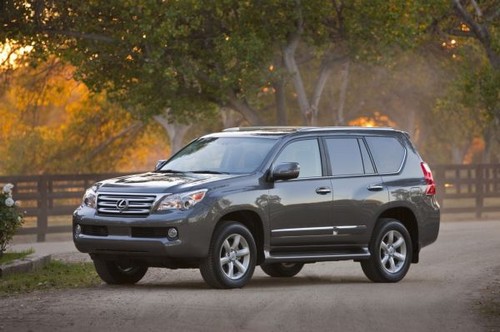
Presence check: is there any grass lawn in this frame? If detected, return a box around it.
[0,248,35,265]
[0,260,100,296]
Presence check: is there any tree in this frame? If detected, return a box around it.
[0,58,168,175]
[0,1,444,126]
[430,0,499,162]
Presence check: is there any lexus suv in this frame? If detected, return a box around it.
[73,127,440,288]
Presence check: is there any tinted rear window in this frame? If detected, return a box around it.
[365,136,405,173]
[325,138,364,176]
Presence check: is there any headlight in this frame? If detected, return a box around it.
[82,184,99,209]
[155,189,207,211]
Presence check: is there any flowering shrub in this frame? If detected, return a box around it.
[0,183,24,256]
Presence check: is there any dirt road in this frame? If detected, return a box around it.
[1,220,499,332]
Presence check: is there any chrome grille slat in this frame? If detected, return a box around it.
[97,194,157,216]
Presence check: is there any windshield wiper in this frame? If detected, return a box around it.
[157,169,184,174]
[190,170,229,175]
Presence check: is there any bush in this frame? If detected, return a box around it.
[0,183,24,256]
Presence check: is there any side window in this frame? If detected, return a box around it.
[274,139,322,178]
[325,138,364,176]
[366,136,406,173]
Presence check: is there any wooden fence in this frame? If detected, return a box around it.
[433,164,500,218]
[1,164,500,242]
[1,173,124,242]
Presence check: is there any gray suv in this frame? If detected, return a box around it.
[73,127,440,288]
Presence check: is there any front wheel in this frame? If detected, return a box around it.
[200,222,257,289]
[261,262,304,277]
[361,218,412,283]
[93,259,148,285]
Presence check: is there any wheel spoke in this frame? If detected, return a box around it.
[393,237,405,249]
[234,260,247,275]
[223,239,231,253]
[381,254,389,266]
[380,241,389,252]
[236,247,250,258]
[231,234,241,250]
[227,262,234,278]
[220,256,231,265]
[388,257,396,271]
[394,252,406,262]
[387,231,394,245]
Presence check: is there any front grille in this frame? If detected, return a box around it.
[131,227,169,238]
[82,225,108,237]
[97,194,156,216]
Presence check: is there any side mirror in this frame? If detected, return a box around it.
[155,159,167,171]
[270,162,300,181]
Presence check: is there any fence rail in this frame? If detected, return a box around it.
[433,164,500,217]
[1,164,500,242]
[2,173,124,242]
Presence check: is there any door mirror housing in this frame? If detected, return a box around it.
[270,162,300,181]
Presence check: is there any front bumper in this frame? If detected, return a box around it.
[72,205,213,259]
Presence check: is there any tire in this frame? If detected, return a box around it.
[361,218,412,283]
[93,258,148,285]
[200,222,257,289]
[261,263,304,278]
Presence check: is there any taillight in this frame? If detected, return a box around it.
[421,162,436,196]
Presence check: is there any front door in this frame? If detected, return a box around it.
[268,139,334,247]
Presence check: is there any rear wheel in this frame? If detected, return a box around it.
[200,222,256,289]
[93,259,148,285]
[261,262,304,277]
[361,218,412,282]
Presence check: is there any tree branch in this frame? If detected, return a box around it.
[226,90,263,125]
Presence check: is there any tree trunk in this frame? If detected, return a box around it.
[481,120,499,163]
[336,60,350,125]
[226,91,264,125]
[451,146,466,164]
[283,32,310,125]
[153,110,192,156]
[220,107,245,128]
[273,78,288,125]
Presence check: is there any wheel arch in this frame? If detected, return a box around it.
[218,210,265,265]
[378,207,420,263]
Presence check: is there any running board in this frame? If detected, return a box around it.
[264,248,370,263]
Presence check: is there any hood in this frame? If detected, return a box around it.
[97,172,236,193]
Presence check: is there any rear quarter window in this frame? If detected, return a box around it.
[365,136,406,174]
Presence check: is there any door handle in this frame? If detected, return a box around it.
[367,184,384,191]
[315,187,332,195]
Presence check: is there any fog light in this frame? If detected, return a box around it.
[167,227,178,239]
[75,224,82,238]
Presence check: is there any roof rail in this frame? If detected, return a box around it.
[224,126,397,133]
[300,126,396,132]
[223,126,308,132]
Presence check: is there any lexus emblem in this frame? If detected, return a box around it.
[116,199,129,212]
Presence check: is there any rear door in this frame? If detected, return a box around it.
[324,136,388,245]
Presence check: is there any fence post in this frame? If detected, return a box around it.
[37,176,48,242]
[475,164,484,219]
[434,166,446,209]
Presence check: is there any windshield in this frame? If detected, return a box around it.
[161,136,278,174]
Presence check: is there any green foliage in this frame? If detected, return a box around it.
[0,0,442,121]
[0,184,24,255]
[0,261,100,296]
